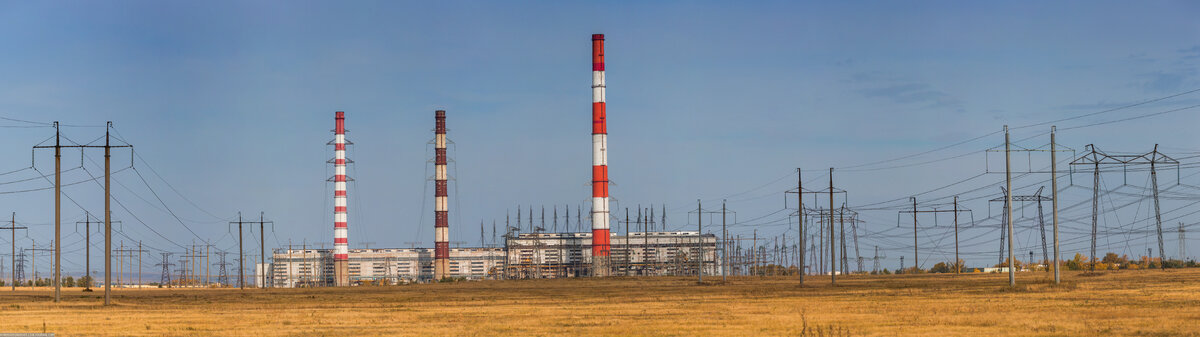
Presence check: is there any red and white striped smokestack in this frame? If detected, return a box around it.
[433,110,450,280]
[332,111,350,286]
[590,33,611,276]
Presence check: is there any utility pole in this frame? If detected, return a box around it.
[30,240,55,289]
[796,169,803,285]
[1005,125,1015,286]
[14,250,26,288]
[114,244,146,287]
[989,124,1069,277]
[75,214,117,291]
[258,214,265,287]
[202,244,215,286]
[33,121,131,304]
[898,198,971,273]
[990,187,1034,267]
[503,213,509,279]
[838,207,847,274]
[1070,144,1178,272]
[1051,126,1061,284]
[850,214,863,273]
[232,213,244,289]
[1036,191,1049,271]
[154,253,173,287]
[752,230,757,275]
[1090,152,1099,272]
[177,259,189,286]
[787,169,849,282]
[226,213,273,289]
[51,122,61,300]
[213,251,231,286]
[258,212,273,289]
[625,208,630,276]
[818,210,824,275]
[911,197,917,272]
[735,234,742,275]
[829,168,835,284]
[182,248,203,287]
[871,246,885,273]
[3,213,27,291]
[688,201,724,282]
[1150,145,1165,270]
[953,196,960,274]
[1180,222,1187,261]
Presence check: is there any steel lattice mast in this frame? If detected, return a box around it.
[332,111,350,286]
[590,33,611,276]
[434,110,450,280]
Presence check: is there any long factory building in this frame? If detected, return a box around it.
[266,231,720,287]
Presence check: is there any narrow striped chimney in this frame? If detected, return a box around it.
[590,34,611,276]
[332,111,350,286]
[434,110,450,280]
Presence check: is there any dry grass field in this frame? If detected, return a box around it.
[2,269,1200,336]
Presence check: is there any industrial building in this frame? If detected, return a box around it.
[270,247,505,287]
[268,231,720,287]
[505,231,720,278]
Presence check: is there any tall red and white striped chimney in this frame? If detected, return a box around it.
[433,110,450,280]
[332,111,350,286]
[591,34,611,276]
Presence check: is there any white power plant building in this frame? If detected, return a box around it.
[270,247,504,287]
[268,231,720,287]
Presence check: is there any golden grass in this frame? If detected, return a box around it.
[2,269,1200,336]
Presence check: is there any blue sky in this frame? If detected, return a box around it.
[0,1,1198,275]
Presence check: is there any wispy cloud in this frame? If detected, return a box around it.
[1178,46,1200,59]
[852,73,964,112]
[1138,68,1197,93]
[1126,52,1156,64]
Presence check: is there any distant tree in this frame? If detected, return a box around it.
[1066,253,1086,270]
[994,257,1022,269]
[1163,259,1187,269]
[63,276,75,287]
[881,269,891,275]
[929,262,951,273]
[78,276,92,289]
[1101,253,1126,265]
